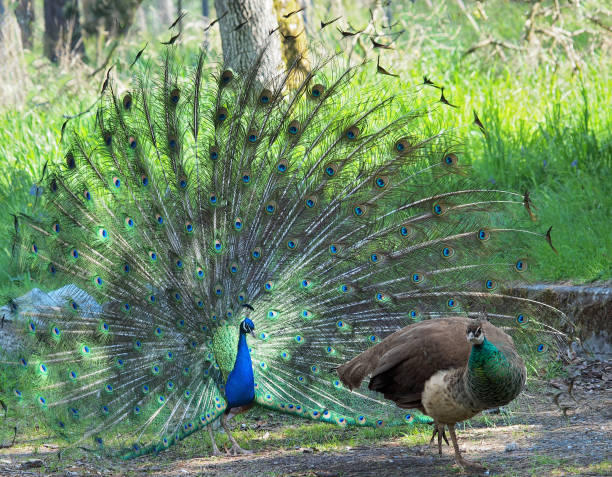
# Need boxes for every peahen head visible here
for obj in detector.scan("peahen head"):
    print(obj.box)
[466,322,485,346]
[240,318,255,335]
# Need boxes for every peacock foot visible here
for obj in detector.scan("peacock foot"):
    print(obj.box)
[227,443,253,456]
[454,456,487,472]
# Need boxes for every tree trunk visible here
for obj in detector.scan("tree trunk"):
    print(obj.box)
[81,0,143,38]
[14,0,35,49]
[329,0,342,16]
[177,0,183,33]
[161,0,173,25]
[273,0,309,87]
[214,0,283,85]
[43,0,84,62]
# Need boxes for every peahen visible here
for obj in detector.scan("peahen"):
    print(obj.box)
[3,46,568,458]
[337,317,528,470]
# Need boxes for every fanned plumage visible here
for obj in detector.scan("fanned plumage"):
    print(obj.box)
[4,46,569,458]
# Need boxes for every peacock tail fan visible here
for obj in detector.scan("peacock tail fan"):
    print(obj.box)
[6,46,569,457]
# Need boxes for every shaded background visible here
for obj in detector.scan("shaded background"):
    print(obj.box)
[0,0,610,300]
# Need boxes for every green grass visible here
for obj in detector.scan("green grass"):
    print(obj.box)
[0,0,610,295]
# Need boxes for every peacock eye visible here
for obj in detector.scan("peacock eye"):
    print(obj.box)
[123,93,132,110]
[221,70,233,85]
[259,89,273,105]
[310,84,325,98]
[216,107,228,122]
[345,126,360,140]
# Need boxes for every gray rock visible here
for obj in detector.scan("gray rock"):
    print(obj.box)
[0,285,103,356]
[505,441,519,452]
[509,282,612,358]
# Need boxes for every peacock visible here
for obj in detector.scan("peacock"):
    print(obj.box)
[2,45,569,459]
[337,317,529,470]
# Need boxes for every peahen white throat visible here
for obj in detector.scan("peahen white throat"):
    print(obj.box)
[3,46,568,458]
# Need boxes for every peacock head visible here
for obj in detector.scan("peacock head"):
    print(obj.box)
[240,318,255,335]
[466,322,485,346]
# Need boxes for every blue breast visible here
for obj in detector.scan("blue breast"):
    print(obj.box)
[224,333,255,409]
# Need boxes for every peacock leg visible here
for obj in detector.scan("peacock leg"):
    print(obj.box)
[448,424,486,471]
[429,422,449,455]
[207,424,223,456]
[221,413,252,455]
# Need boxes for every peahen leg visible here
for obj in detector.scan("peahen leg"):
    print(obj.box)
[207,424,222,456]
[221,413,252,456]
[429,422,449,455]
[448,424,486,471]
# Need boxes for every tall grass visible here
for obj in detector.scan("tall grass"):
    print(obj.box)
[0,0,610,297]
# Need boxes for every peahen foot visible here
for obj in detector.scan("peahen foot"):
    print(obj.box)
[227,443,253,456]
[429,422,449,455]
[448,425,487,472]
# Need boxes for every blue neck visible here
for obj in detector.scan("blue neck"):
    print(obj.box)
[224,330,255,409]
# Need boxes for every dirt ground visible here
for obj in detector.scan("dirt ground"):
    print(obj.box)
[0,359,610,477]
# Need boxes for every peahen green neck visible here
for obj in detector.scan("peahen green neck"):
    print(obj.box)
[466,337,522,408]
